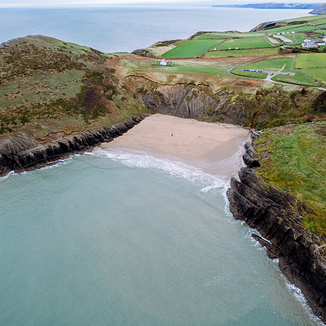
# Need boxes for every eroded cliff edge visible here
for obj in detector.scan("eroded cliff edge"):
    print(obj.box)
[227,133,326,323]
[0,116,144,177]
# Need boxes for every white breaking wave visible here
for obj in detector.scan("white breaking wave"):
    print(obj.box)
[90,147,229,192]
[0,155,75,182]
[284,279,324,325]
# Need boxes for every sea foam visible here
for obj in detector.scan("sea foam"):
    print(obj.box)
[90,147,229,192]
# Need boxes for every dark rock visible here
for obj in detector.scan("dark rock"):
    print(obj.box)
[227,134,326,323]
[131,49,155,58]
[0,116,145,177]
[142,84,245,123]
[251,234,280,259]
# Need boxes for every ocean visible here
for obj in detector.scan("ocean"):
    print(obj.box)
[0,149,323,325]
[0,6,311,53]
[0,5,323,326]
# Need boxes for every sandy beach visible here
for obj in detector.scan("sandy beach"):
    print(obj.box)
[101,114,249,178]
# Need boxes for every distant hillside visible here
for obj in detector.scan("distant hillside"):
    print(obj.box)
[213,3,322,9]
[309,3,326,14]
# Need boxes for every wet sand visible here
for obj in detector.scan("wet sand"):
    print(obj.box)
[101,114,249,179]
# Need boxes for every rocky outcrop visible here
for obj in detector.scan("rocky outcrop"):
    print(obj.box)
[310,4,326,15]
[0,116,145,177]
[142,84,245,122]
[131,49,155,58]
[227,132,326,323]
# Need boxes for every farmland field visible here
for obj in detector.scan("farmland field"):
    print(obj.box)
[162,40,219,58]
[234,57,295,72]
[300,68,326,83]
[272,71,319,86]
[204,47,279,58]
[213,36,280,51]
[296,53,326,68]
[197,32,264,39]
[265,24,322,35]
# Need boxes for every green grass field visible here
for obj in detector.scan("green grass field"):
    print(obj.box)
[300,68,326,83]
[254,123,326,235]
[204,47,279,58]
[229,57,320,86]
[248,57,295,71]
[232,57,294,73]
[230,57,295,79]
[296,53,326,69]
[265,24,320,34]
[213,36,280,51]
[272,71,320,86]
[290,32,307,43]
[197,32,265,39]
[123,59,230,77]
[231,67,268,79]
[162,40,220,58]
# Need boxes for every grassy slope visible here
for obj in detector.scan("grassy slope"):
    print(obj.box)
[0,35,150,137]
[197,32,265,39]
[254,123,326,236]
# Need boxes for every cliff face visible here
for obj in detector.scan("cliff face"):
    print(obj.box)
[227,134,326,323]
[0,116,144,177]
[142,84,244,122]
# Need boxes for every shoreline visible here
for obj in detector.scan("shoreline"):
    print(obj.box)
[228,133,326,324]
[101,114,250,179]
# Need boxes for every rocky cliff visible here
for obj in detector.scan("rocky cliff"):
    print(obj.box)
[142,83,244,121]
[0,116,144,177]
[227,132,326,323]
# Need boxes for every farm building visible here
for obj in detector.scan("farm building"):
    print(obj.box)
[160,58,167,66]
[302,42,318,48]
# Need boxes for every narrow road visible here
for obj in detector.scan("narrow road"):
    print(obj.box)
[227,60,326,90]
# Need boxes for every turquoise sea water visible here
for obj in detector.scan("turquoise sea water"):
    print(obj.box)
[0,6,311,52]
[0,5,322,325]
[0,149,323,325]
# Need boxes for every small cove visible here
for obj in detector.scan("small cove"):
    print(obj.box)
[0,153,322,325]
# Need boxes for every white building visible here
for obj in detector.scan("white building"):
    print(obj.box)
[160,58,167,66]
[302,42,318,48]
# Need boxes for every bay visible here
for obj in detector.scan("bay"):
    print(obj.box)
[0,152,322,325]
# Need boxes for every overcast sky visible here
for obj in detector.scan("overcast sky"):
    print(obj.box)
[0,0,322,7]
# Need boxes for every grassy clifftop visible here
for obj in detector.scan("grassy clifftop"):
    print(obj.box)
[254,122,326,237]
